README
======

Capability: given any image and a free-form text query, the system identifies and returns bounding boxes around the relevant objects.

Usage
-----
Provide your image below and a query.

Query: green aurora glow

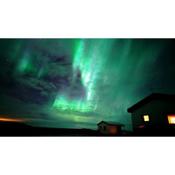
[53,39,115,113]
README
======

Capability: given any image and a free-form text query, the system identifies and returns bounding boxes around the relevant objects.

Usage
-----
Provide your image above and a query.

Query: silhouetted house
[97,121,124,135]
[127,93,175,135]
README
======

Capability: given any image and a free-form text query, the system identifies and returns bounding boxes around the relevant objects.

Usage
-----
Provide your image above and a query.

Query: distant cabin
[97,121,124,135]
[127,93,175,134]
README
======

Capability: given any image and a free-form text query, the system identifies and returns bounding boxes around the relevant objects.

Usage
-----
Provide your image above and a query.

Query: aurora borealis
[0,39,175,130]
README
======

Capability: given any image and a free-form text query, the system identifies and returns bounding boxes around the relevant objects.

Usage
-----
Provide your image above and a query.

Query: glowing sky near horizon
[0,39,175,130]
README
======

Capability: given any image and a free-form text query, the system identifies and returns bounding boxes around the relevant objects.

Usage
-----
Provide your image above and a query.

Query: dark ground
[1,121,175,136]
[0,121,99,136]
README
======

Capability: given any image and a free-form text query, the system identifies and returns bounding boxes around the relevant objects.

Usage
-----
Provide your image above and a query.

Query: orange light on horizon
[168,115,175,124]
[0,115,25,123]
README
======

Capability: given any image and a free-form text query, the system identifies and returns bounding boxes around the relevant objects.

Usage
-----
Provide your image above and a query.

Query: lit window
[168,115,175,124]
[109,126,118,135]
[143,115,149,122]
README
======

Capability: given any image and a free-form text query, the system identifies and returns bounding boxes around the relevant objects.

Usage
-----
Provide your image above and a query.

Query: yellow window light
[143,115,149,122]
[168,115,175,124]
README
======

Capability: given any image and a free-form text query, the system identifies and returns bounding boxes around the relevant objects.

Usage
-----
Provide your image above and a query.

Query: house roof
[97,121,124,126]
[127,93,175,113]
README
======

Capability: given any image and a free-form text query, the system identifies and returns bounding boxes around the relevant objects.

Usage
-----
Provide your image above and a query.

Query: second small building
[97,121,124,135]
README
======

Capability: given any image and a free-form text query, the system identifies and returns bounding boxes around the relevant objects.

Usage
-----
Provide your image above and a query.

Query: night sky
[0,39,175,130]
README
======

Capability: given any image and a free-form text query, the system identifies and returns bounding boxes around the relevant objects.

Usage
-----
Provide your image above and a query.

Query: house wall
[131,99,175,130]
[98,123,109,134]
